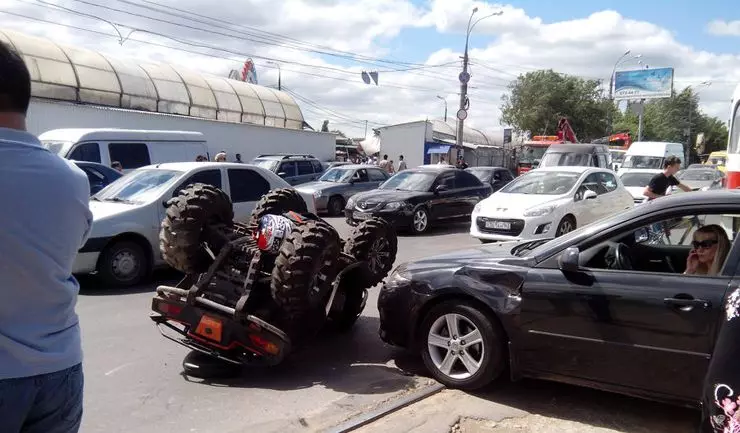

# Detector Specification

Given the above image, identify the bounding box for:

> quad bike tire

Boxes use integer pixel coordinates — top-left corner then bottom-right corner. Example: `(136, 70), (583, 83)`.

(249, 188), (308, 229)
(160, 183), (234, 274)
(327, 288), (367, 332)
(271, 219), (340, 342)
(343, 217), (398, 287)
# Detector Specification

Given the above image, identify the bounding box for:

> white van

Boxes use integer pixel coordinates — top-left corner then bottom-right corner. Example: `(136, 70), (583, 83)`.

(75, 162), (316, 287)
(39, 129), (209, 170)
(620, 141), (685, 173)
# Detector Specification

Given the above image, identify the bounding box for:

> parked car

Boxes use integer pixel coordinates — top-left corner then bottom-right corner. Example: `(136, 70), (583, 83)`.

(465, 167), (515, 192)
(379, 189), (740, 406)
(674, 167), (725, 191)
(295, 164), (390, 216)
(323, 161), (353, 170)
(618, 169), (662, 205)
(75, 162), (315, 287)
(470, 167), (633, 243)
(345, 167), (492, 235)
(72, 161), (123, 195)
(251, 154), (324, 185)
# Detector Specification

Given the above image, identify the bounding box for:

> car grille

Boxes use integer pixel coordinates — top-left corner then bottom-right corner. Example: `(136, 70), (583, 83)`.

(355, 200), (383, 212)
(476, 217), (525, 236)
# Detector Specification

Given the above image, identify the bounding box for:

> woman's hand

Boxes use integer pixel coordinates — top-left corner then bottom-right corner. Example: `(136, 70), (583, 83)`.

(686, 249), (700, 274)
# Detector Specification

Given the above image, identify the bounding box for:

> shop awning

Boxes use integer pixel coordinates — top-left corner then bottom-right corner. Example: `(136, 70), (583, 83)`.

(427, 145), (450, 154)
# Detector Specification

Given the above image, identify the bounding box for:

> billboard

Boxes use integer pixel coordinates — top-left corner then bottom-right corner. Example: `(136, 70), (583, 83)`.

(613, 67), (674, 100)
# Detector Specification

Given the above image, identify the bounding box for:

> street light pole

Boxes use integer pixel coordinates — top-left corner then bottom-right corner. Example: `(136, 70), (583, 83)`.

(267, 61), (282, 90)
(436, 95), (448, 122)
(456, 7), (502, 154)
(686, 81), (711, 162)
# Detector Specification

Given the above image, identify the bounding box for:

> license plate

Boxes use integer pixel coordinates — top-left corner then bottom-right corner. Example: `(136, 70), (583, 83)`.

(486, 221), (511, 230)
(353, 212), (371, 220)
(195, 315), (223, 342)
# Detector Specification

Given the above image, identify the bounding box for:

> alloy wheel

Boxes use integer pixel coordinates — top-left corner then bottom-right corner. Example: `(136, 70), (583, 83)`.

(427, 313), (485, 379)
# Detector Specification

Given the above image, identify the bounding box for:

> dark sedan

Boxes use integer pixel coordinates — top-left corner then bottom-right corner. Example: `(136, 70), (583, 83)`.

(465, 166), (515, 192)
(345, 167), (492, 235)
(73, 161), (123, 195)
(379, 190), (740, 406)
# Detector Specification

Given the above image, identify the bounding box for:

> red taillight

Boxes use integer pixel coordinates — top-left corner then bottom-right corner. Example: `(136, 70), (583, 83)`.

(249, 334), (280, 355)
(155, 300), (183, 316)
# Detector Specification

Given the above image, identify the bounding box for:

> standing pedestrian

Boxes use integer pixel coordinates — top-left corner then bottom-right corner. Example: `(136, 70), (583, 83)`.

(397, 155), (407, 171)
(235, 153), (243, 163)
(389, 160), (396, 174)
(438, 156), (446, 165)
(0, 41), (91, 433)
(379, 154), (390, 172)
(214, 151), (227, 162)
(111, 161), (123, 173)
(643, 156), (691, 200)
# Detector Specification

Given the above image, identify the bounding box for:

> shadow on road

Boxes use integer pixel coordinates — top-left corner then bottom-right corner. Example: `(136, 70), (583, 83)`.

(393, 354), (698, 432)
(399, 221), (471, 238)
(179, 316), (415, 396)
(78, 269), (183, 296)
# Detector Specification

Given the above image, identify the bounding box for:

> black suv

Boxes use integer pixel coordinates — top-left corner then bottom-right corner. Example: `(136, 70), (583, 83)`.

(251, 154), (325, 185)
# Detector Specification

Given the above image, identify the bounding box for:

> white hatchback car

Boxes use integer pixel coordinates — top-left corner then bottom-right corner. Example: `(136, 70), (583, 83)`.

(74, 162), (315, 287)
(618, 169), (662, 205)
(470, 166), (634, 242)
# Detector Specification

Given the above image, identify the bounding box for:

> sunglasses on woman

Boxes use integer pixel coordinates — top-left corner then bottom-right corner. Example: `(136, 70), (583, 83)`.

(692, 239), (718, 249)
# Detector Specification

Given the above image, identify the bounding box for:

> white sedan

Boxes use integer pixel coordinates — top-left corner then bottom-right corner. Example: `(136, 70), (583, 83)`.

(470, 166), (634, 242)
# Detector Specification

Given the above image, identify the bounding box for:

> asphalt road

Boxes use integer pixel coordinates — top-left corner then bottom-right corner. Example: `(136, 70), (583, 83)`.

(76, 218), (699, 433)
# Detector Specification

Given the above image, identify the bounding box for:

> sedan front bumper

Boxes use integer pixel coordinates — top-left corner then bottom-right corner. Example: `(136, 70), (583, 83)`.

(344, 208), (414, 228)
(470, 212), (556, 242)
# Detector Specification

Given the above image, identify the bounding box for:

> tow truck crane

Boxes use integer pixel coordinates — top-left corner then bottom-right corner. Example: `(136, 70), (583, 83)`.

(514, 117), (578, 176)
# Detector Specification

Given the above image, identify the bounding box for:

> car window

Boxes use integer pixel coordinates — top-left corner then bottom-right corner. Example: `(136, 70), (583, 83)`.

(279, 161), (296, 176)
(580, 173), (604, 194)
(108, 142), (150, 169)
(578, 213), (735, 277)
(311, 160), (323, 173)
(600, 172), (618, 192)
(368, 169), (388, 182)
(68, 142), (101, 163)
(436, 172), (456, 189)
(297, 160), (314, 176)
(228, 168), (270, 203)
(455, 170), (483, 188)
(174, 169), (222, 196)
(597, 154), (608, 167)
(353, 169), (370, 182)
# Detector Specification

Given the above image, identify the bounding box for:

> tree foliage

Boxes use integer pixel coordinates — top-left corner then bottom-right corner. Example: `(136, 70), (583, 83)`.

(500, 70), (615, 141)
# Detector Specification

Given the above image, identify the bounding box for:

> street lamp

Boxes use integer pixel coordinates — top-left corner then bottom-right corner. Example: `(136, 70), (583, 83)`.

(436, 95), (448, 122)
(686, 81), (712, 161)
(266, 61), (282, 90)
(456, 7), (503, 151)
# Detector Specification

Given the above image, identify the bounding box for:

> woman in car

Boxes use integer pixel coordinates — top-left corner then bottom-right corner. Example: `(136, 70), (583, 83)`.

(684, 225), (730, 276)
(694, 225), (736, 432)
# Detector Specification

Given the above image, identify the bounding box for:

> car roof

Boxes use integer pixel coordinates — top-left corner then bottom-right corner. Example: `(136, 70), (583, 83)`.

(38, 128), (205, 143)
(140, 162), (261, 171)
(532, 166), (602, 174)
(546, 143), (608, 152)
(326, 164), (377, 170)
(466, 166), (507, 170)
(254, 154), (317, 160)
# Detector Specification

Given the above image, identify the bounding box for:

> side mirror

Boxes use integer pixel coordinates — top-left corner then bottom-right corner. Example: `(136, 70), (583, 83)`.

(558, 246), (580, 272)
(583, 190), (598, 200)
(277, 172), (287, 178)
(634, 227), (649, 243)
(435, 184), (448, 193)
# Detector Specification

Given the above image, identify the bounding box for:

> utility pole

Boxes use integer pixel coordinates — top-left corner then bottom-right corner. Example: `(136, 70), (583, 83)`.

(364, 120), (368, 137)
(267, 61), (282, 90)
(686, 81), (711, 163)
(456, 8), (502, 156)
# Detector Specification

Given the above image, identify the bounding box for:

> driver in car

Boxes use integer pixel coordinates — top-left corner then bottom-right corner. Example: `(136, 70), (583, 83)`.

(684, 225), (730, 276)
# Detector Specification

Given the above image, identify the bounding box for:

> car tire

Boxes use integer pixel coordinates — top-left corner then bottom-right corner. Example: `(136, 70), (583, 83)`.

(555, 215), (576, 237)
(160, 183), (234, 275)
(410, 207), (430, 235)
(249, 188), (308, 229)
(344, 217), (398, 287)
(97, 240), (149, 287)
(419, 301), (505, 390)
(327, 196), (345, 217)
(271, 219), (341, 343)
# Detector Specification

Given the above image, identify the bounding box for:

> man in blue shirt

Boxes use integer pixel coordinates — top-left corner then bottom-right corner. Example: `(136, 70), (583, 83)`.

(0, 42), (92, 432)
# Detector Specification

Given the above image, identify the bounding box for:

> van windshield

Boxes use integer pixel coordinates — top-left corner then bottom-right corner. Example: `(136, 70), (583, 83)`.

(539, 152), (592, 168)
(622, 155), (663, 169)
(251, 158), (279, 171)
(94, 169), (182, 204)
(41, 140), (72, 156)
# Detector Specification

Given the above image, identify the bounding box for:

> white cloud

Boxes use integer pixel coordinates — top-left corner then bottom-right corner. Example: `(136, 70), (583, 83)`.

(707, 19), (740, 36)
(1, 0), (738, 139)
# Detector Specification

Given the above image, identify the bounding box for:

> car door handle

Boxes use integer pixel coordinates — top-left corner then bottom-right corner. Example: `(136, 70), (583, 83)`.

(664, 297), (711, 309)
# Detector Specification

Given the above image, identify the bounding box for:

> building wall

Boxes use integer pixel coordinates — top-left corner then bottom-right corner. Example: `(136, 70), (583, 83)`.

(378, 121), (429, 169)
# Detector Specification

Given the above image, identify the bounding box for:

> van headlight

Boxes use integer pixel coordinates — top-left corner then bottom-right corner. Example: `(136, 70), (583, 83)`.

(523, 205), (556, 217)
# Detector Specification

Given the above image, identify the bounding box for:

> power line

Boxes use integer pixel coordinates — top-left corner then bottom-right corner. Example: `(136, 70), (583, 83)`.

(283, 86), (386, 127)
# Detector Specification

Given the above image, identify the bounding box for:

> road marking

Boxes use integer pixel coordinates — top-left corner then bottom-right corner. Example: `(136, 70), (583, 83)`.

(105, 362), (134, 376)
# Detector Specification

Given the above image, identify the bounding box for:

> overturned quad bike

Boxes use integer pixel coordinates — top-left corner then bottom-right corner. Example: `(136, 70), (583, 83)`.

(150, 184), (397, 377)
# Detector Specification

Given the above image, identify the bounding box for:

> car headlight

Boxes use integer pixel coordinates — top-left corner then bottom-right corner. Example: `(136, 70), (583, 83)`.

(385, 265), (411, 288)
(384, 201), (406, 210)
(523, 205), (556, 217)
(313, 190), (323, 198)
(474, 203), (482, 213)
(346, 196), (356, 208)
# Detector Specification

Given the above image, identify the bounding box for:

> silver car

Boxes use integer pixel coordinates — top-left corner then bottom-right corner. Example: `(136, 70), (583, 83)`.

(295, 164), (391, 215)
(674, 167), (725, 192)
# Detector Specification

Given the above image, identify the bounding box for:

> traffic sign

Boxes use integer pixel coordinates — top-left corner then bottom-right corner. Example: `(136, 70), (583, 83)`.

(458, 71), (470, 84)
(456, 108), (468, 121)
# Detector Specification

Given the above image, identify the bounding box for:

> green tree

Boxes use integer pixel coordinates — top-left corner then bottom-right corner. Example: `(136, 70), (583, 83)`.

(500, 70), (616, 141)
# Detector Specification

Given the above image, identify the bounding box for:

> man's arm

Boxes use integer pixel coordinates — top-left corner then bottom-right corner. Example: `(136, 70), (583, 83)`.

(677, 182), (692, 192)
(643, 186), (659, 199)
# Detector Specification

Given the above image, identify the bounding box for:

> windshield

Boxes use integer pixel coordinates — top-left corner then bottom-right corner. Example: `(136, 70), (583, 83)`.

(678, 170), (715, 181)
(251, 159), (279, 171)
(610, 151), (626, 163)
(709, 157), (726, 166)
(466, 168), (492, 182)
(41, 140), (71, 156)
(380, 171), (436, 192)
(539, 152), (592, 168)
(319, 167), (353, 182)
(94, 169), (182, 204)
(619, 172), (655, 187)
(622, 155), (663, 169)
(500, 171), (579, 195)
(518, 146), (548, 163)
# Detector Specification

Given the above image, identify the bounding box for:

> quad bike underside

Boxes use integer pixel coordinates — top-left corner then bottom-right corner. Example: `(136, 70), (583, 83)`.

(151, 184), (398, 372)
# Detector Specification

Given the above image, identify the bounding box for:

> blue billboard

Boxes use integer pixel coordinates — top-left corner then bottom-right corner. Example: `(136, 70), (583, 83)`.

(613, 67), (674, 100)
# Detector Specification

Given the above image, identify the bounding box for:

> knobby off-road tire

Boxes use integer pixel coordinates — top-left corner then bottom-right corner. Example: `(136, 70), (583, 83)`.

(160, 183), (234, 274)
(344, 217), (398, 287)
(249, 188), (308, 229)
(271, 219), (340, 342)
